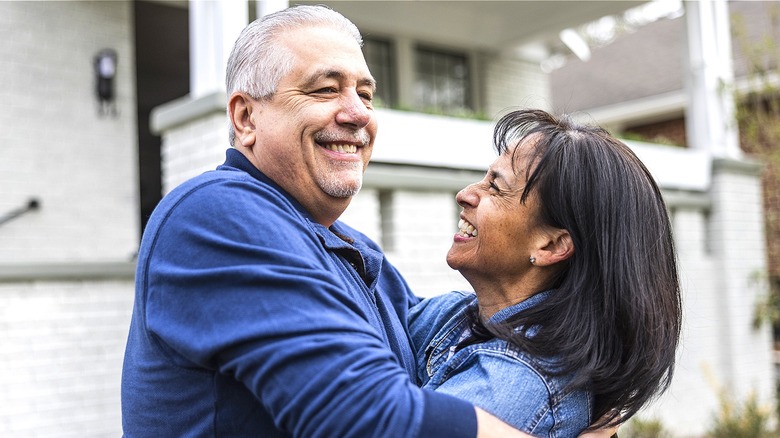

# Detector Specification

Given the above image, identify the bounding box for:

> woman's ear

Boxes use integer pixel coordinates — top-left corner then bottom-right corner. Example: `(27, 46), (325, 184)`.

(534, 228), (574, 266)
(228, 92), (257, 148)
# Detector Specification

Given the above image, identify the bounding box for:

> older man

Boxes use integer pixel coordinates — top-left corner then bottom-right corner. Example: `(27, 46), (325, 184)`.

(121, 5), (607, 437)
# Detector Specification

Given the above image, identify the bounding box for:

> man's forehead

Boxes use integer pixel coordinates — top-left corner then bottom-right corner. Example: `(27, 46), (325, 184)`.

(280, 26), (375, 87)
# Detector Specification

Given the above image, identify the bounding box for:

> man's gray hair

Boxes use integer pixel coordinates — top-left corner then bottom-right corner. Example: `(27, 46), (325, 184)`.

(225, 5), (363, 146)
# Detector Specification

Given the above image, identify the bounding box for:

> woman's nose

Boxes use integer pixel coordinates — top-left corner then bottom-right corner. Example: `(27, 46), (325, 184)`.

(456, 184), (479, 208)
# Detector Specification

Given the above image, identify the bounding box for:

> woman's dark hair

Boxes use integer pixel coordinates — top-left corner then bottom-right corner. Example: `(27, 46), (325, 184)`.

(486, 109), (682, 428)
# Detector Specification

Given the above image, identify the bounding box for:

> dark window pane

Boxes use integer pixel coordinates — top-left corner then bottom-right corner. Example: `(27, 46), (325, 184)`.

(362, 37), (396, 107)
(415, 47), (471, 112)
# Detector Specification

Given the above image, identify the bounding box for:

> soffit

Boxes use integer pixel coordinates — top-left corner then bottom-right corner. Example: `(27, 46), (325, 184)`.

(300, 1), (646, 53)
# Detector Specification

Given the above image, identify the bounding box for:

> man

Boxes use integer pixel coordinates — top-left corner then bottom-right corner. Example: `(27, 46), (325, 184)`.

(121, 5), (608, 437)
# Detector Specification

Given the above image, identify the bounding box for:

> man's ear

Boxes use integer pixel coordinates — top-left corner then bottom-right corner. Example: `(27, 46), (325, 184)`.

(228, 92), (257, 148)
(534, 228), (574, 266)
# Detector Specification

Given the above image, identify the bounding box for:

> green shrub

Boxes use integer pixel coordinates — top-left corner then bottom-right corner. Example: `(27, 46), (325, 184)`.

(708, 392), (776, 438)
(620, 417), (671, 438)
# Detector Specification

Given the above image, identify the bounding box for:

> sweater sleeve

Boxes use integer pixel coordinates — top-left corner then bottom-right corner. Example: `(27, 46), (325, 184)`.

(141, 178), (477, 438)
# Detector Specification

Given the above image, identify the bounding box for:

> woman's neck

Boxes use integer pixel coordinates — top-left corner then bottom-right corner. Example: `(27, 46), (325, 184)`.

(470, 280), (538, 320)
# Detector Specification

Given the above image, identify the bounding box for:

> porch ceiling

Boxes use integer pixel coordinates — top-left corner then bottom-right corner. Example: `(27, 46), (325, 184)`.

(301, 1), (646, 54)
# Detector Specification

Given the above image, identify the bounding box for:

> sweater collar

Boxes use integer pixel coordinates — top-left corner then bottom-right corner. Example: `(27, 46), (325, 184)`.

(221, 148), (383, 288)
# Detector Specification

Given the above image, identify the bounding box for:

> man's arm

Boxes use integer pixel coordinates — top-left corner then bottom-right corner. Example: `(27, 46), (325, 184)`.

(143, 179), (478, 438)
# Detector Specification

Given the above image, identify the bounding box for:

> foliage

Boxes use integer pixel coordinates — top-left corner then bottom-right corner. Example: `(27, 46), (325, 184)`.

(707, 391), (776, 438)
(753, 283), (780, 331)
(732, 5), (780, 161)
(619, 131), (682, 147)
(619, 417), (671, 438)
(387, 103), (491, 121)
(732, 3), (780, 334)
(748, 270), (780, 331)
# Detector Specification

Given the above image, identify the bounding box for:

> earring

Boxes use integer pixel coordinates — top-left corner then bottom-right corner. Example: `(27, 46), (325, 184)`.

(529, 256), (536, 264)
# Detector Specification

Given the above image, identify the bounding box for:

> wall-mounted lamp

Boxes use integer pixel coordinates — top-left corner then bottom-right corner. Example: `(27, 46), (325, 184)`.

(94, 48), (118, 117)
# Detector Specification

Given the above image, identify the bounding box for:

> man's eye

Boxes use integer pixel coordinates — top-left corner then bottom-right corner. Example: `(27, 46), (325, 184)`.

(489, 181), (500, 191)
(359, 91), (373, 101)
(314, 87), (338, 94)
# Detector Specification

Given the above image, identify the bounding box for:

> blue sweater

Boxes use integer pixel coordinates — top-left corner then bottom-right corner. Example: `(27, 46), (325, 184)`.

(121, 148), (476, 437)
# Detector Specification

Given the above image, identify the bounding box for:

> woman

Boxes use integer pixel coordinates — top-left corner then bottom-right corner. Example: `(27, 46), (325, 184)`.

(410, 109), (682, 436)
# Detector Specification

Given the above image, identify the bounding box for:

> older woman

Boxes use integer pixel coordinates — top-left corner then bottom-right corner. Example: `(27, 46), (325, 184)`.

(410, 109), (682, 436)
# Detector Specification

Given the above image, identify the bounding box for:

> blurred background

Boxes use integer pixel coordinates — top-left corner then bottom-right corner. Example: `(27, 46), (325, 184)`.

(0, 0), (777, 436)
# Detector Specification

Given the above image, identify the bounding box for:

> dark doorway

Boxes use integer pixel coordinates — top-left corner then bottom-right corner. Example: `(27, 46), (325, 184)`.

(133, 0), (189, 232)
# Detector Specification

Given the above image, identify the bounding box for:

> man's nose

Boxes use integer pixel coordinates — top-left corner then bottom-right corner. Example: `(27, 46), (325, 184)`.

(336, 90), (372, 128)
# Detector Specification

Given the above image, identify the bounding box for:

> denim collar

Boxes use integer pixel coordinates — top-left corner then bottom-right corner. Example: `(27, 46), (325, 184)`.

(488, 290), (552, 324)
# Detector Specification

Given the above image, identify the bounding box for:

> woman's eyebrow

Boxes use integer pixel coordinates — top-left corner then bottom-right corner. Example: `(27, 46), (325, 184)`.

(489, 169), (507, 185)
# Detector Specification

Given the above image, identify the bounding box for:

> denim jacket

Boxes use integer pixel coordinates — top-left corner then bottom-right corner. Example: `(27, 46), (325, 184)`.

(410, 290), (592, 437)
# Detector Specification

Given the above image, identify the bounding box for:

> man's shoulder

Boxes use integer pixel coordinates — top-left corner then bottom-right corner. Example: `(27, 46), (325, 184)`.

(157, 168), (295, 219)
(141, 167), (311, 256)
(166, 167), (264, 199)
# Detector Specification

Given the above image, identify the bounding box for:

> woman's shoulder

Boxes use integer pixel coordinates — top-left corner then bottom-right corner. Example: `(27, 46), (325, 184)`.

(432, 338), (592, 435)
(408, 291), (477, 375)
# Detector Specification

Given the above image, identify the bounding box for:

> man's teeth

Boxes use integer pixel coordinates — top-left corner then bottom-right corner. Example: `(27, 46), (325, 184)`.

(458, 219), (477, 237)
(324, 144), (357, 153)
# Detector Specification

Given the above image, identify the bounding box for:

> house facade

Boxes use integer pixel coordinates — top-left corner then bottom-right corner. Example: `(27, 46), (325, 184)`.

(550, 0), (778, 432)
(0, 1), (773, 436)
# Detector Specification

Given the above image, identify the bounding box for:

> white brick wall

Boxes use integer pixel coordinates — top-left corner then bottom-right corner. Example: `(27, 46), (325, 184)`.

(0, 1), (138, 264)
(0, 2), (771, 436)
(344, 188), (471, 298)
(161, 112), (229, 194)
(0, 279), (133, 437)
(341, 188), (382, 244)
(483, 56), (551, 118)
(386, 191), (471, 296)
(708, 162), (775, 404)
(642, 207), (724, 433)
(0, 2), (138, 436)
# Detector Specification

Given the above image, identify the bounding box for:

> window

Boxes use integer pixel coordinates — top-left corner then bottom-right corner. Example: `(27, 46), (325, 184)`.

(362, 37), (396, 107)
(414, 46), (471, 112)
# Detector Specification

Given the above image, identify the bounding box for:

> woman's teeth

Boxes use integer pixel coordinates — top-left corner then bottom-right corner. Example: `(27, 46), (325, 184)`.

(458, 218), (477, 237)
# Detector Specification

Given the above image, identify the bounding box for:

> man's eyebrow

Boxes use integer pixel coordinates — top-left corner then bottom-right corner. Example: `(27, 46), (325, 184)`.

(302, 69), (376, 91)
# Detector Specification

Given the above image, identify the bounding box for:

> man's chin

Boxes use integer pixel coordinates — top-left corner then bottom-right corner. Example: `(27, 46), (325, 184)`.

(320, 181), (362, 199)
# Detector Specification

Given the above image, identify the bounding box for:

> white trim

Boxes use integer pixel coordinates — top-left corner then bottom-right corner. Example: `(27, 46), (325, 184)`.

(189, 0), (247, 98)
(150, 90), (227, 134)
(363, 163), (483, 191)
(571, 91), (687, 127)
(0, 262), (136, 282)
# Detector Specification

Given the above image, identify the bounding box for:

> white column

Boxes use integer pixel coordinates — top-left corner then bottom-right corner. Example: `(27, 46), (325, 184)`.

(189, 0), (248, 98)
(684, 0), (741, 158)
(394, 37), (415, 109)
(256, 0), (289, 18)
